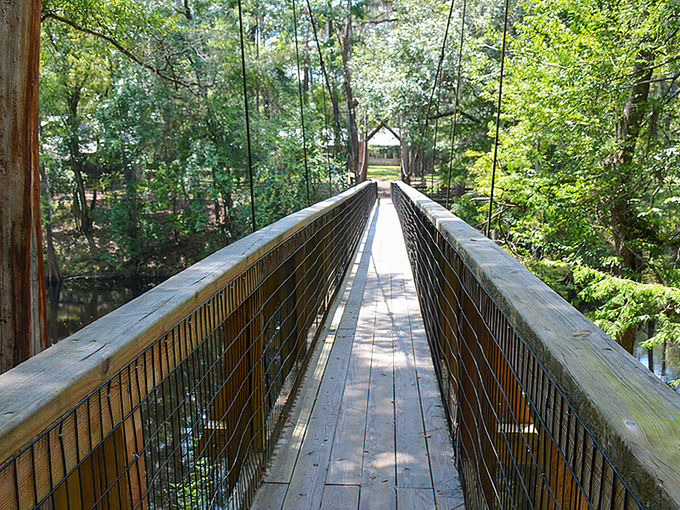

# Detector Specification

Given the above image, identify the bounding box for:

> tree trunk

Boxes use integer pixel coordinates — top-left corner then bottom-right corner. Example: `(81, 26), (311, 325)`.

(340, 16), (360, 182)
(617, 326), (636, 355)
(330, 85), (342, 151)
(401, 136), (411, 185)
(611, 48), (654, 272)
(66, 86), (97, 251)
(358, 133), (368, 183)
(0, 0), (48, 373)
(647, 321), (655, 373)
(318, 31), (341, 152)
(222, 191), (235, 243)
(39, 163), (62, 284)
(303, 49), (310, 93)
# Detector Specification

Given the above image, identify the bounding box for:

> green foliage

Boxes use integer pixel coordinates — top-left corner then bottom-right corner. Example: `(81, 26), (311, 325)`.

(38, 0), (358, 279)
(36, 0), (680, 384)
(169, 458), (215, 509)
(574, 266), (680, 349)
(344, 0), (680, 379)
(448, 0), (680, 378)
(467, 0), (680, 273)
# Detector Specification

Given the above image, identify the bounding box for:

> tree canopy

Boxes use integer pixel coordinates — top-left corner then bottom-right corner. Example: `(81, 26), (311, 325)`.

(352, 0), (680, 383)
(2, 0), (679, 381)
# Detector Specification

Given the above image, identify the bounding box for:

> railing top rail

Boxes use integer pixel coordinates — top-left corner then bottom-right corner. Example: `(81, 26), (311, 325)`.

(394, 181), (680, 508)
(0, 181), (375, 468)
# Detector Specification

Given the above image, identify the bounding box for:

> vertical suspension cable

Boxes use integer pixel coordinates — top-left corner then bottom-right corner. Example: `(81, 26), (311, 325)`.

(292, 0), (311, 207)
(306, 0), (342, 136)
(305, 0), (335, 197)
(323, 84), (332, 197)
(431, 116), (439, 192)
(486, 0), (511, 237)
(413, 0), (456, 168)
(238, 0), (257, 232)
(429, 59), (445, 193)
(446, 0), (467, 209)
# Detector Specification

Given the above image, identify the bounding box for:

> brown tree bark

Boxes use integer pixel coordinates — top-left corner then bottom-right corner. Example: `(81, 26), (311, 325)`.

(340, 15), (360, 182)
(0, 0), (49, 373)
(610, 48), (655, 273)
(606, 48), (656, 353)
(65, 84), (98, 252)
(39, 163), (62, 285)
(358, 133), (368, 183)
(400, 118), (412, 185)
(400, 136), (411, 185)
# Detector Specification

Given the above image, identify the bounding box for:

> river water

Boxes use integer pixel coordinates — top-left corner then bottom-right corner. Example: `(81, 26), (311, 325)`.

(46, 278), (161, 345)
(633, 337), (680, 393)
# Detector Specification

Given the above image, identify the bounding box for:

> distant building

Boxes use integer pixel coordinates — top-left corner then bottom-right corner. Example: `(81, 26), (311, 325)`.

(367, 127), (400, 166)
(368, 146), (399, 165)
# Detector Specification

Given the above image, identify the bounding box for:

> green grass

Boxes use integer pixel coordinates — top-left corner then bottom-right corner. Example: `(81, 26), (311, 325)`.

(367, 165), (400, 179)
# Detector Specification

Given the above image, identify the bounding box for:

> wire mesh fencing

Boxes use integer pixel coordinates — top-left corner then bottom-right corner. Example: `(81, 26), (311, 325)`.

(392, 181), (651, 510)
(0, 181), (376, 510)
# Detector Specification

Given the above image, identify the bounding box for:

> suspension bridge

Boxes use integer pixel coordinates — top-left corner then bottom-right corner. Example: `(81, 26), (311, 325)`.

(0, 180), (679, 509)
(2, 0), (680, 505)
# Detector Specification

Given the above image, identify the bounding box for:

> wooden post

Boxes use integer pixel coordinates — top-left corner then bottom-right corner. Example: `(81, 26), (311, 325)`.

(294, 233), (309, 364)
(250, 282), (266, 453)
(359, 133), (368, 183)
(400, 137), (411, 185)
(53, 426), (135, 509)
(437, 251), (461, 425)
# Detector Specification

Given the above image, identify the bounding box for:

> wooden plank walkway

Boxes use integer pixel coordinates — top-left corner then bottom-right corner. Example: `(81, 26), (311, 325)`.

(251, 192), (465, 510)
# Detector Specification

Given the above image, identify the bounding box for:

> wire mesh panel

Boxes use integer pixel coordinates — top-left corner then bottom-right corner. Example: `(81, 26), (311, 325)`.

(391, 181), (669, 510)
(0, 182), (376, 510)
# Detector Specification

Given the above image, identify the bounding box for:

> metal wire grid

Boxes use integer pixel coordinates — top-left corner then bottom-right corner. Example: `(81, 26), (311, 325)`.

(392, 182), (642, 510)
(0, 183), (376, 510)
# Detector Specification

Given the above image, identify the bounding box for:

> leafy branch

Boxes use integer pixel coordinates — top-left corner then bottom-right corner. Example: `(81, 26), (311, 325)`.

(42, 11), (201, 95)
(574, 265), (680, 349)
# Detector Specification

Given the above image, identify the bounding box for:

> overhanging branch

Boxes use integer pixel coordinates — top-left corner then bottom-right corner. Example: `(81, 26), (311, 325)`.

(42, 12), (200, 95)
(428, 108), (481, 124)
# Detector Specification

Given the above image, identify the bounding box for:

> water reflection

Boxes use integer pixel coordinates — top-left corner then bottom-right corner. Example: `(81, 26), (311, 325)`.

(634, 337), (680, 394)
(46, 278), (162, 345)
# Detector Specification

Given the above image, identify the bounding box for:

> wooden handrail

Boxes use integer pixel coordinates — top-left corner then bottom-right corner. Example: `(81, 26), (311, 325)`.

(393, 181), (680, 509)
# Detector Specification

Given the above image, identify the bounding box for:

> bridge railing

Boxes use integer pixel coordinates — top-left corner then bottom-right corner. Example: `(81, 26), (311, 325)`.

(0, 181), (376, 510)
(392, 181), (680, 510)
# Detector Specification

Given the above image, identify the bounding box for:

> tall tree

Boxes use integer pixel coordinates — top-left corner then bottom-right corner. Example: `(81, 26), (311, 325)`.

(0, 0), (49, 373)
(463, 0), (680, 353)
(339, 1), (361, 181)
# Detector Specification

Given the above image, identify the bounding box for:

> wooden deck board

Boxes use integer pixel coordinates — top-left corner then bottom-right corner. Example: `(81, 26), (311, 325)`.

(396, 487), (436, 509)
(319, 485), (360, 510)
(251, 196), (465, 510)
(279, 212), (380, 510)
(405, 276), (466, 508)
(325, 326), (372, 484)
(326, 235), (379, 486)
(359, 485), (397, 509)
(251, 483), (288, 510)
(360, 333), (395, 490)
(279, 327), (360, 510)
